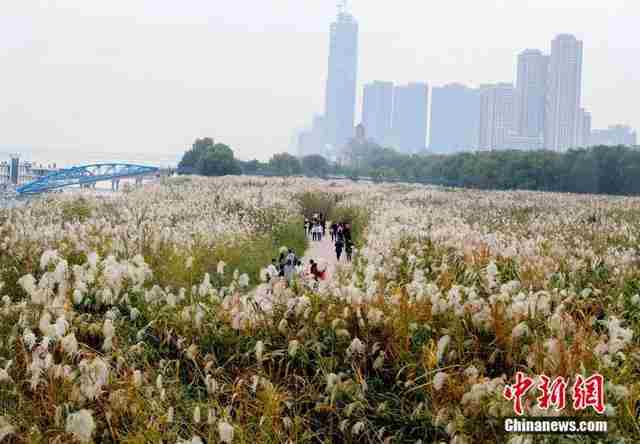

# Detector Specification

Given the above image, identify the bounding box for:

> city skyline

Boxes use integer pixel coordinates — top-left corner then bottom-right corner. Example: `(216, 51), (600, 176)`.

(1, 1), (639, 163)
(299, 6), (636, 158)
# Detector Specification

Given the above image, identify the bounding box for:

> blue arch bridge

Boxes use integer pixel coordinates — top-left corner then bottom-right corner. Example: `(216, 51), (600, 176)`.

(16, 163), (160, 195)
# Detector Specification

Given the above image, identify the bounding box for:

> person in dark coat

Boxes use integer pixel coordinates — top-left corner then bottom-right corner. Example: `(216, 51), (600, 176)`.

(278, 252), (286, 277)
(345, 240), (353, 262)
(343, 223), (352, 243)
(335, 237), (344, 261)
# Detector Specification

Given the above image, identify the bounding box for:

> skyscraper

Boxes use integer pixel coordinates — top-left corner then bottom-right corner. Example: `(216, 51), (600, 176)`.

(392, 82), (429, 153)
(516, 49), (549, 140)
(362, 81), (394, 145)
(545, 34), (583, 151)
(324, 3), (359, 150)
(478, 83), (516, 150)
(576, 108), (592, 147)
(429, 83), (480, 153)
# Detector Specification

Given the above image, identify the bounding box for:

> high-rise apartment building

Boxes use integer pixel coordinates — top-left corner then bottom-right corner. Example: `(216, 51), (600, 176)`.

(545, 34), (583, 151)
(576, 108), (592, 147)
(392, 82), (429, 153)
(362, 81), (394, 145)
(516, 49), (549, 141)
(324, 6), (359, 150)
(478, 83), (516, 150)
(429, 83), (480, 153)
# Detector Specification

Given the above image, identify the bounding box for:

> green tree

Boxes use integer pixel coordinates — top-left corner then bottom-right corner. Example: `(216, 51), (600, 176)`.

(178, 137), (215, 173)
(268, 153), (302, 176)
(240, 159), (262, 175)
(178, 138), (241, 176)
(196, 143), (241, 176)
(301, 155), (329, 177)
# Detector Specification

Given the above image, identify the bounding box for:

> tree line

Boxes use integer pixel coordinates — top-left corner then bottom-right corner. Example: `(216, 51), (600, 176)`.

(178, 137), (640, 195)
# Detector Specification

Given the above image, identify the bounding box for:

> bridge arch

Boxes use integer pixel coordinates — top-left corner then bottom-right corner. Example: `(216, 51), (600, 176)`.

(16, 163), (160, 195)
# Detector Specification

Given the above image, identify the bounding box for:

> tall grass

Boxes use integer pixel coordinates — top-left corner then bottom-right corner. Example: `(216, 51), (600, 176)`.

(148, 215), (307, 291)
(294, 191), (343, 220)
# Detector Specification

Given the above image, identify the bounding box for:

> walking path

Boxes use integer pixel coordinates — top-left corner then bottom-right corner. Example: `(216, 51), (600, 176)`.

(302, 231), (355, 287)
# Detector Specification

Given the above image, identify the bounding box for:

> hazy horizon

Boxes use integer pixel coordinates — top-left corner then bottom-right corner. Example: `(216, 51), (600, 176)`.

(2, 0), (639, 164)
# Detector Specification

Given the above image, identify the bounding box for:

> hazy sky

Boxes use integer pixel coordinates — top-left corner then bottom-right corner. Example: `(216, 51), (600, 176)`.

(1, 0), (639, 164)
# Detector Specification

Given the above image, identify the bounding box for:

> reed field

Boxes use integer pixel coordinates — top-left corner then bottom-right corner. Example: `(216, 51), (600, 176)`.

(0, 176), (638, 443)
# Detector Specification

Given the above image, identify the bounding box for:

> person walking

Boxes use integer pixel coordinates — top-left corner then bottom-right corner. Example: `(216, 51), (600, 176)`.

(284, 249), (297, 284)
(344, 223), (352, 243)
(278, 252), (286, 277)
(335, 236), (344, 261)
(330, 222), (337, 241)
(345, 240), (353, 263)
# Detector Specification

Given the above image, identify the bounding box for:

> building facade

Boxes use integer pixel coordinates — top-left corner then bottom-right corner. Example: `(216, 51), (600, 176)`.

(297, 115), (327, 157)
(324, 8), (359, 150)
(362, 81), (394, 145)
(576, 108), (592, 147)
(516, 49), (549, 141)
(544, 34), (583, 151)
(429, 83), (480, 153)
(392, 82), (429, 154)
(478, 83), (516, 151)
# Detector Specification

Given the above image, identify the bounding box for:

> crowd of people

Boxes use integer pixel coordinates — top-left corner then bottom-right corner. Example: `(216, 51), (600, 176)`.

(263, 214), (356, 289)
(304, 216), (326, 241)
(305, 214), (354, 262)
(264, 246), (327, 288)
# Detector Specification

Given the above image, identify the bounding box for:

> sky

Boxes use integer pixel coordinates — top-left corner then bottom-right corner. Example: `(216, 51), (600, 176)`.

(1, 0), (639, 165)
